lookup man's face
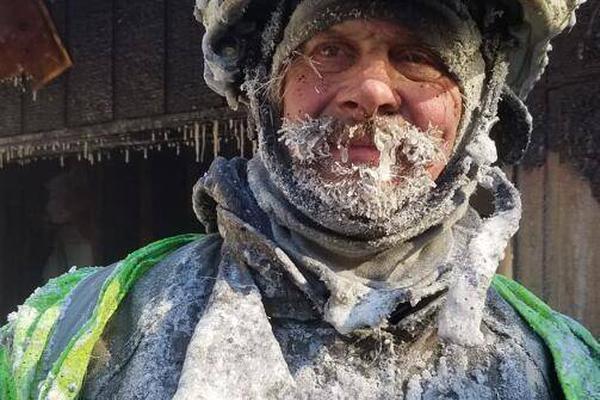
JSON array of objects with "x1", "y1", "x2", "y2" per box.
[
  {"x1": 276, "y1": 19, "x2": 464, "y2": 223},
  {"x1": 281, "y1": 19, "x2": 463, "y2": 181}
]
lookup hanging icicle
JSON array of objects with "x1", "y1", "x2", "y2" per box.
[
  {"x1": 240, "y1": 120, "x2": 245, "y2": 158},
  {"x1": 194, "y1": 122, "x2": 200, "y2": 163},
  {"x1": 233, "y1": 120, "x2": 240, "y2": 152},
  {"x1": 212, "y1": 120, "x2": 220, "y2": 157},
  {"x1": 201, "y1": 124, "x2": 207, "y2": 163}
]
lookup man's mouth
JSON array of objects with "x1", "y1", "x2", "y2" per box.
[
  {"x1": 328, "y1": 125, "x2": 382, "y2": 166},
  {"x1": 330, "y1": 144, "x2": 380, "y2": 166}
]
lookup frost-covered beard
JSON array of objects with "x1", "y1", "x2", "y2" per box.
[{"x1": 278, "y1": 116, "x2": 446, "y2": 225}]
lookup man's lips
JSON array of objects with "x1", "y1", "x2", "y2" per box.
[{"x1": 330, "y1": 144, "x2": 380, "y2": 165}]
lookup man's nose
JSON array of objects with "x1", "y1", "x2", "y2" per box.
[{"x1": 335, "y1": 60, "x2": 400, "y2": 119}]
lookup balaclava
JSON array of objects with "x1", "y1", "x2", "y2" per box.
[
  {"x1": 233, "y1": 0, "x2": 512, "y2": 248},
  {"x1": 256, "y1": 0, "x2": 487, "y2": 242}
]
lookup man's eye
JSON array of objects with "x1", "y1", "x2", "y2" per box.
[
  {"x1": 318, "y1": 44, "x2": 342, "y2": 58},
  {"x1": 307, "y1": 42, "x2": 355, "y2": 73},
  {"x1": 391, "y1": 48, "x2": 445, "y2": 81},
  {"x1": 393, "y1": 49, "x2": 436, "y2": 66}
]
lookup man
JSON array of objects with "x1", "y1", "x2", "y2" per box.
[{"x1": 1, "y1": 1, "x2": 598, "y2": 399}]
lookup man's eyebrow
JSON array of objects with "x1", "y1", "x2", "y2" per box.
[{"x1": 310, "y1": 30, "x2": 348, "y2": 42}]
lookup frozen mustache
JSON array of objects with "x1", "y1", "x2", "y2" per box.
[{"x1": 278, "y1": 115, "x2": 446, "y2": 182}]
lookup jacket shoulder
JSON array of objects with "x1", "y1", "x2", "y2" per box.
[
  {"x1": 0, "y1": 233, "x2": 217, "y2": 400},
  {"x1": 482, "y1": 287, "x2": 564, "y2": 399},
  {"x1": 82, "y1": 234, "x2": 222, "y2": 399}
]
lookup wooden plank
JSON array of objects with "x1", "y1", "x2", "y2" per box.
[
  {"x1": 22, "y1": 0, "x2": 67, "y2": 133},
  {"x1": 545, "y1": 79, "x2": 600, "y2": 334},
  {"x1": 114, "y1": 0, "x2": 165, "y2": 119},
  {"x1": 166, "y1": 0, "x2": 224, "y2": 114},
  {"x1": 545, "y1": 152, "x2": 600, "y2": 335},
  {"x1": 66, "y1": 0, "x2": 113, "y2": 126},
  {"x1": 0, "y1": 85, "x2": 22, "y2": 137},
  {"x1": 513, "y1": 165, "x2": 546, "y2": 298}
]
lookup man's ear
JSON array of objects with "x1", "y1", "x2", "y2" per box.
[{"x1": 490, "y1": 85, "x2": 533, "y2": 165}]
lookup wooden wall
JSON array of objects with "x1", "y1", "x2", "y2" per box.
[
  {"x1": 0, "y1": 0, "x2": 233, "y2": 164},
  {"x1": 511, "y1": 0, "x2": 600, "y2": 335}
]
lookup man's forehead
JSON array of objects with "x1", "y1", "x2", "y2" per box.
[{"x1": 305, "y1": 19, "x2": 419, "y2": 46}]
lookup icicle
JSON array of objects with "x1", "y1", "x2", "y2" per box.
[
  {"x1": 212, "y1": 120, "x2": 219, "y2": 157},
  {"x1": 152, "y1": 132, "x2": 156, "y2": 142},
  {"x1": 97, "y1": 152, "x2": 102, "y2": 163},
  {"x1": 176, "y1": 143, "x2": 181, "y2": 156},
  {"x1": 125, "y1": 148, "x2": 130, "y2": 163},
  {"x1": 83, "y1": 141, "x2": 89, "y2": 160},
  {"x1": 201, "y1": 124, "x2": 207, "y2": 162},
  {"x1": 194, "y1": 122, "x2": 201, "y2": 162},
  {"x1": 106, "y1": 152, "x2": 111, "y2": 161},
  {"x1": 60, "y1": 155, "x2": 64, "y2": 167},
  {"x1": 240, "y1": 121, "x2": 245, "y2": 158},
  {"x1": 233, "y1": 121, "x2": 240, "y2": 151},
  {"x1": 229, "y1": 119, "x2": 234, "y2": 148},
  {"x1": 32, "y1": 90, "x2": 37, "y2": 102},
  {"x1": 143, "y1": 147, "x2": 148, "y2": 159}
]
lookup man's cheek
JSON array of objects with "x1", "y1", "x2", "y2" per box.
[
  {"x1": 283, "y1": 69, "x2": 330, "y2": 119},
  {"x1": 411, "y1": 94, "x2": 459, "y2": 134}
]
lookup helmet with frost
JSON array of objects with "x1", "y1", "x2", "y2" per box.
[{"x1": 194, "y1": 0, "x2": 585, "y2": 163}]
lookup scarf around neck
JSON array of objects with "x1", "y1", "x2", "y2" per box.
[{"x1": 192, "y1": 153, "x2": 521, "y2": 339}]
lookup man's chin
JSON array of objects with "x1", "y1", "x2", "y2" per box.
[
  {"x1": 308, "y1": 159, "x2": 411, "y2": 186},
  {"x1": 289, "y1": 160, "x2": 436, "y2": 225}
]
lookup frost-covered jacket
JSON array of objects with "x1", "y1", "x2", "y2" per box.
[{"x1": 1, "y1": 159, "x2": 599, "y2": 400}]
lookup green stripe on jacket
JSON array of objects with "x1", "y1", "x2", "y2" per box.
[{"x1": 0, "y1": 233, "x2": 202, "y2": 400}]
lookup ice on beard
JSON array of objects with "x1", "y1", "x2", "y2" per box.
[{"x1": 278, "y1": 116, "x2": 445, "y2": 222}]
